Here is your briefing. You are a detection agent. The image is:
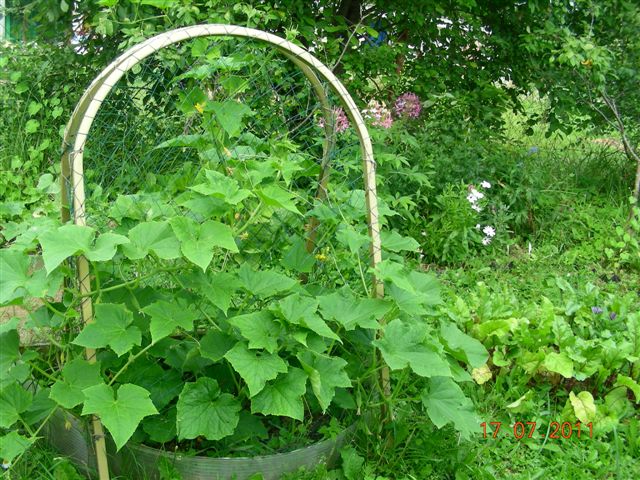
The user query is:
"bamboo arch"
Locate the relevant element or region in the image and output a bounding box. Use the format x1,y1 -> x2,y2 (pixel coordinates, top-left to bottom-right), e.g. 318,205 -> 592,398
59,25 -> 384,479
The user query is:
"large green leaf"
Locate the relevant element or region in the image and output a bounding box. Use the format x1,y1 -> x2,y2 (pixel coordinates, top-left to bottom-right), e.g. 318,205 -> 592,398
0,327 -> 20,374
615,375 -> 640,403
49,358 -> 102,409
298,352 -> 351,412
0,327 -> 29,389
82,383 -> 157,450
0,431 -> 34,463
207,100 -> 254,137
281,238 -> 315,273
199,330 -> 236,362
421,377 -> 480,439
39,224 -> 94,273
543,352 -> 574,378
374,260 -> 416,294
227,311 -> 281,353
251,368 -> 308,421
569,391 -> 597,423
142,300 -> 199,344
256,185 -> 301,215
176,378 -> 241,440
373,319 -> 451,377
143,407 -> 177,443
0,250 -> 62,304
190,170 -> 252,205
170,217 -> 238,271
275,294 -> 338,340
276,294 -> 318,324
225,343 -> 288,397
318,289 -> 391,330
0,383 -> 32,428
238,264 -> 297,298
381,230 -> 420,252
440,321 -> 488,368
73,304 -> 141,356
121,221 -> 181,260
387,271 -> 441,315
181,271 -> 240,315
39,225 -> 128,273
118,360 -> 183,410
155,134 -> 210,149
336,226 -> 369,254
85,233 -> 130,262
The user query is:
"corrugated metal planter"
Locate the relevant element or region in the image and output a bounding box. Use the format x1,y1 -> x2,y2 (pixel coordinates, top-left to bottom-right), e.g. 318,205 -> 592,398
44,409 -> 353,479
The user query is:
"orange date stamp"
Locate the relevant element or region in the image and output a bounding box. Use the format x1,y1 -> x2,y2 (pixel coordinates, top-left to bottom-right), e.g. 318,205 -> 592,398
481,421 -> 593,440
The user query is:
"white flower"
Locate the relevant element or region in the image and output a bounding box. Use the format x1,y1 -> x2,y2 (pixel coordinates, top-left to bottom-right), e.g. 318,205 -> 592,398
466,189 -> 484,204
482,237 -> 492,245
471,204 -> 482,212
480,180 -> 491,189
475,224 -> 481,230
482,225 -> 496,237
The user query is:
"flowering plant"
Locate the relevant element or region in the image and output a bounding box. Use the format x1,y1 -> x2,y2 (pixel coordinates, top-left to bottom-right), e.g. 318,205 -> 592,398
362,99 -> 393,129
421,180 -> 501,263
317,107 -> 350,133
394,92 -> 421,119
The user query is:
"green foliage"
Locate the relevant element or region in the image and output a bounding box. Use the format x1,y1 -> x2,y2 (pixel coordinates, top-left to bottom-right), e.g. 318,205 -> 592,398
0,42 -> 93,222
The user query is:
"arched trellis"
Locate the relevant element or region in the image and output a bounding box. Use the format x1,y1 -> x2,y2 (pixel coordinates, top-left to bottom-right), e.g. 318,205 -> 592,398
60,25 -> 385,479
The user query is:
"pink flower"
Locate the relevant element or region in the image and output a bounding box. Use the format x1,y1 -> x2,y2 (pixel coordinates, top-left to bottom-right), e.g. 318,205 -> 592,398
362,100 -> 394,129
318,107 -> 350,133
394,92 -> 422,118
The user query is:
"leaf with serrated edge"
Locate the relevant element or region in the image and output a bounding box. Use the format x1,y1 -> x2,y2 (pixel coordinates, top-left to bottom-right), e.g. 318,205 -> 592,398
208,100 -> 254,137
72,304 -> 141,356
142,300 -> 198,344
85,233 -> 129,262
49,358 -> 102,408
122,221 -> 181,260
251,368 -> 307,421
176,378 -> 240,440
440,321 -> 488,368
0,250 -> 62,304
381,230 -> 420,252
227,311 -> 281,353
170,217 -> 238,271
275,294 -> 340,340
0,431 -> 34,462
199,330 -> 236,362
143,406 -> 177,443
238,264 -> 297,298
225,343 -> 288,397
82,383 -> 157,450
181,271 -> 239,315
256,185 -> 301,215
39,225 -> 94,273
318,289 -> 391,330
0,383 -> 32,428
421,377 -> 480,438
276,294 -> 318,324
373,319 -> 451,377
190,170 -> 252,205
298,352 -> 351,412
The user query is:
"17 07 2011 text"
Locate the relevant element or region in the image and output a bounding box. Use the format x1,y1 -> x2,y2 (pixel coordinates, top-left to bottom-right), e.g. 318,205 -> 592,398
481,421 -> 593,440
